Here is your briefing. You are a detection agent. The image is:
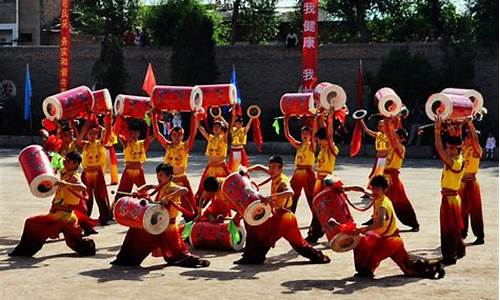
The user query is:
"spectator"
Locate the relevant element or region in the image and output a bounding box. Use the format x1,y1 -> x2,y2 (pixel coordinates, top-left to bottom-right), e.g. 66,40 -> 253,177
134,29 -> 141,46
485,132 -> 496,160
139,29 -> 149,47
285,29 -> 299,48
407,108 -> 425,146
123,30 -> 135,46
172,112 -> 182,129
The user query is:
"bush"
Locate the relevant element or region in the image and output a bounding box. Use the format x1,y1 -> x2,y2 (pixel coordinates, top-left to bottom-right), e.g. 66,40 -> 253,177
240,0 -> 279,44
92,36 -> 127,98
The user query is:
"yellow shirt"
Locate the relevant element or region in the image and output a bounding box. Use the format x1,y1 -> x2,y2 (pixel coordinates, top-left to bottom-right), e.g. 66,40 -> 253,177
294,142 -> 315,166
441,155 -> 465,191
106,132 -> 118,146
385,146 -> 405,170
317,144 -> 339,174
375,132 -> 389,152
53,169 -> 82,207
82,140 -> 106,169
271,174 -> 292,209
124,140 -> 146,163
158,182 -> 182,219
205,134 -> 227,158
463,144 -> 480,174
231,127 -> 247,146
164,142 -> 189,169
372,195 -> 398,237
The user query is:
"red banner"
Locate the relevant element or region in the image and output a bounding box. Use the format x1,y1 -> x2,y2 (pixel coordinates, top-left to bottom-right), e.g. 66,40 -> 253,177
301,0 -> 318,92
59,0 -> 71,92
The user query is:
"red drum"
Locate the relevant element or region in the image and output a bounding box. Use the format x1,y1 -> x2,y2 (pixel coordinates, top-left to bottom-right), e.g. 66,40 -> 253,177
441,88 -> 483,113
91,89 -> 112,114
114,197 -> 170,235
425,93 -> 473,121
189,221 -> 246,251
42,86 -> 94,121
197,84 -> 237,108
280,93 -> 316,116
374,87 -> 403,117
313,82 -> 347,111
313,188 -> 360,252
114,95 -> 151,118
18,145 -> 58,198
221,172 -> 271,226
151,85 -> 203,112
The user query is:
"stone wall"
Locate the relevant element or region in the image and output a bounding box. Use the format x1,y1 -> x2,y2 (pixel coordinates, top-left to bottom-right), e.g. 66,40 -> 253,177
0,43 -> 497,141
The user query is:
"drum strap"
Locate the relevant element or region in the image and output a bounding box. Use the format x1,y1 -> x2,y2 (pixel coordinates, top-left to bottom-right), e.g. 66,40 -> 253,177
344,194 -> 373,212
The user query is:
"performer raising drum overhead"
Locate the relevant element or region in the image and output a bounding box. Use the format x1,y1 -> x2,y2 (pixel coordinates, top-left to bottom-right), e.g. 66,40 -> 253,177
360,118 -> 389,182
152,110 -> 198,221
228,107 -> 253,172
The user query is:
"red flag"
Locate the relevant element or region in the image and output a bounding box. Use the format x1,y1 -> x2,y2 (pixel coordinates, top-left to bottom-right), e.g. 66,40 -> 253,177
350,59 -> 363,157
142,63 -> 157,96
252,117 -> 264,152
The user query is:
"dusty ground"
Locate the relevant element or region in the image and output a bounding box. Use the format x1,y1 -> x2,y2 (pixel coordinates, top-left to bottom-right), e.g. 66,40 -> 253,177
0,148 -> 498,300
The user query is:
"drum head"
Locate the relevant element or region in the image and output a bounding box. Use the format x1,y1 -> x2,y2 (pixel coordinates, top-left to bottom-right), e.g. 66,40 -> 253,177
230,225 -> 246,251
30,174 -> 58,198
244,201 -> 272,226
143,204 -> 170,235
330,232 -> 361,253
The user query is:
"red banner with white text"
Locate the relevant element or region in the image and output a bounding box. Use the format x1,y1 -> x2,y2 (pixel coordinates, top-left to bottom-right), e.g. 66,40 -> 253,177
301,0 -> 318,92
59,0 -> 71,92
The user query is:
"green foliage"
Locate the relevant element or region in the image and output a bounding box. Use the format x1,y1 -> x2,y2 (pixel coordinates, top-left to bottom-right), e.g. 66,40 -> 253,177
469,0 -> 499,50
170,8 -> 219,85
240,0 -> 279,44
205,9 -> 231,45
92,36 -> 127,97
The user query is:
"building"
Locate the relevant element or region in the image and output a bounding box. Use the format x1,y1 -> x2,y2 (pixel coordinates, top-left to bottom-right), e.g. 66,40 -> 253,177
0,0 -> 60,46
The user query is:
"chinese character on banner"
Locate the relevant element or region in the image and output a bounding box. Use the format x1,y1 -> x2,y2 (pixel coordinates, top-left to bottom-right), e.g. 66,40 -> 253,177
59,0 -> 71,92
301,0 -> 318,91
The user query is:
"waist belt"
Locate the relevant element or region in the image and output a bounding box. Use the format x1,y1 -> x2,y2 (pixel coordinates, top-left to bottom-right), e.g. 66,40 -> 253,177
295,165 -> 313,170
383,168 -> 400,175
125,162 -> 143,169
169,218 -> 176,225
231,145 -> 245,150
84,166 -> 102,172
462,174 -> 477,182
441,189 -> 458,197
208,161 -> 226,167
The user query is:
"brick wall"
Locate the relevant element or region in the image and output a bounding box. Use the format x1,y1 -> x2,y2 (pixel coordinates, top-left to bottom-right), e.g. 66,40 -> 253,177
0,43 -> 497,141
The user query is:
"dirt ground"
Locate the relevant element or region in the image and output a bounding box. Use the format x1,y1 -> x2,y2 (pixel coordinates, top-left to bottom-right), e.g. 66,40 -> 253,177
0,148 -> 498,300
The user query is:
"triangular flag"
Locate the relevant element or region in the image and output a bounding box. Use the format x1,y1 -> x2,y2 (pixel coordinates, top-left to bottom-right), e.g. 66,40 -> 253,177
24,64 -> 32,121
272,118 -> 280,135
142,63 -> 157,96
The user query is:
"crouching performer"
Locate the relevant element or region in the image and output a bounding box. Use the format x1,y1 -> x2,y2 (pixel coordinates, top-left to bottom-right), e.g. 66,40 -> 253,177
111,163 -> 209,268
353,175 -> 444,279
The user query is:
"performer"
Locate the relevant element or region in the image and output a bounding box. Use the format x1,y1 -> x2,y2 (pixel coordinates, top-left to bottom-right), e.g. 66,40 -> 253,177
459,119 -> 484,245
228,107 -> 253,172
307,112 -> 339,243
198,176 -> 239,223
233,156 -> 330,265
111,163 -> 209,267
9,152 -> 96,257
152,110 -> 198,221
58,122 -> 79,157
434,116 -> 466,265
104,130 -> 119,185
383,117 -> 420,231
113,119 -> 153,205
283,116 -> 316,213
75,115 -> 113,225
353,175 -> 444,278
360,119 -> 389,182
195,116 -> 230,200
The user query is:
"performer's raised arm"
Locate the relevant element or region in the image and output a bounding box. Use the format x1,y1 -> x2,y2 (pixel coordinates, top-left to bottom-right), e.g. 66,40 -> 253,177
152,110 -> 171,150
434,116 -> 454,168
284,116 -> 301,148
384,117 -> 404,158
186,113 -> 199,151
360,118 -> 376,138
466,119 -> 482,157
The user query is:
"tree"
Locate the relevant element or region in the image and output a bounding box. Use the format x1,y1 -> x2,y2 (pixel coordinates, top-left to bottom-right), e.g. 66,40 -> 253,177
170,9 -> 219,85
469,0 -> 499,50
240,0 -> 279,44
72,0 -> 140,97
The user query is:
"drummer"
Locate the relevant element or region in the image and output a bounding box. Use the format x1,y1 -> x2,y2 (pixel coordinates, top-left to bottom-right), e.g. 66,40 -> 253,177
152,110 -> 198,221
234,156 -> 330,265
198,176 -> 238,223
112,163 -> 209,267
228,106 -> 253,172
9,152 -> 96,257
353,175 -> 445,279
307,112 -> 339,244
194,114 -> 230,202
113,119 -> 153,207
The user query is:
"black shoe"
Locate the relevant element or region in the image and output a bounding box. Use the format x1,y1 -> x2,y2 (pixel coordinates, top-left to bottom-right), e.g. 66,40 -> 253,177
355,271 -> 374,278
305,235 -> 319,245
411,226 -> 420,232
362,218 -> 374,226
472,238 -> 484,245
233,257 -> 264,265
310,254 -> 331,264
83,228 -> 99,236
440,257 -> 457,266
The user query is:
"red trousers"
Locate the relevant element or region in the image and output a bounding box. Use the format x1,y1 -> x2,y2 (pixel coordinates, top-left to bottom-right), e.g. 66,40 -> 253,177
82,169 -> 111,224
290,167 -> 316,213
114,224 -> 191,266
173,174 -> 196,220
228,147 -> 249,173
440,192 -> 465,261
115,166 -> 146,202
10,212 -> 95,257
384,169 -> 419,228
241,208 -> 326,263
195,163 -> 229,199
459,176 -> 484,239
354,232 -> 427,277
